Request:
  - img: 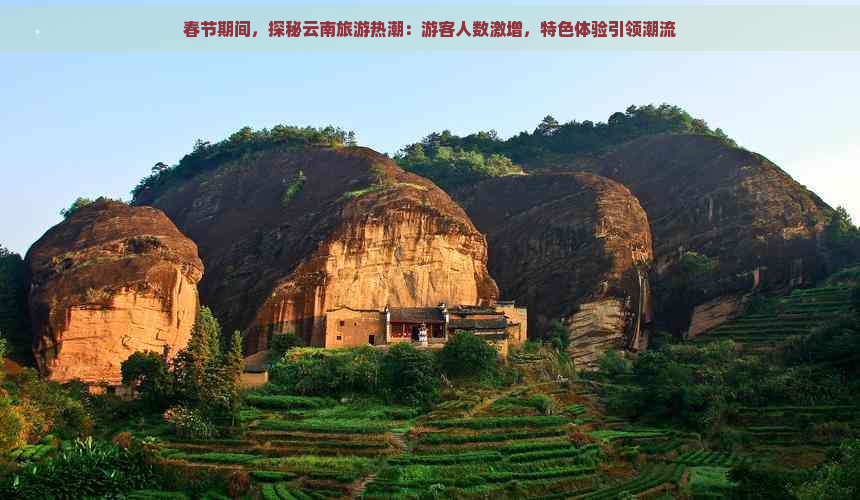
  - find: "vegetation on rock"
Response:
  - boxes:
[131,125,353,203]
[396,104,735,189]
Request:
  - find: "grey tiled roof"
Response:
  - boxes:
[449,317,508,330]
[389,307,445,323]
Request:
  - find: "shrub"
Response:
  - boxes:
[381,342,440,408]
[269,348,363,396]
[7,369,94,442]
[269,332,304,357]
[494,394,557,415]
[281,170,306,206]
[0,437,157,499]
[0,397,23,452]
[547,320,571,353]
[792,438,860,499]
[163,406,215,439]
[598,349,631,378]
[438,331,498,380]
[729,463,805,499]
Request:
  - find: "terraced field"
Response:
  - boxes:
[126,341,856,499]
[126,376,713,499]
[696,286,853,348]
[147,396,413,498]
[728,404,860,446]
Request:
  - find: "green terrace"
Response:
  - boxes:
[695,286,854,347]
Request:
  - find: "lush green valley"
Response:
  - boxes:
[2,272,859,498]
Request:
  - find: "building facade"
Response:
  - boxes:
[322,302,527,356]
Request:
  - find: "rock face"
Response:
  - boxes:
[136,147,498,349]
[26,200,203,384]
[454,172,653,368]
[533,134,833,335]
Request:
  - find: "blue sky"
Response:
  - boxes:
[1,7,859,255]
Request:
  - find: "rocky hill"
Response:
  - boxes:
[572,134,833,334]
[398,108,836,338]
[454,172,653,367]
[26,199,203,383]
[134,145,498,349]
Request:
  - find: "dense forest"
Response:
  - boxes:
[395,104,736,189]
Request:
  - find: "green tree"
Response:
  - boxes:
[535,115,560,136]
[438,331,499,380]
[547,320,570,352]
[824,206,860,272]
[60,197,94,218]
[120,351,173,410]
[381,342,440,408]
[0,246,29,360]
[173,306,222,405]
[219,331,245,426]
[346,131,358,146]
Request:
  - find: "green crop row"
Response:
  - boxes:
[588,429,669,442]
[268,438,389,450]
[430,415,569,430]
[507,445,598,463]
[581,464,685,500]
[261,483,333,500]
[417,428,567,445]
[252,454,375,481]
[126,491,189,500]
[250,471,298,482]
[170,451,259,464]
[388,451,503,466]
[244,394,335,410]
[366,465,596,493]
[255,418,388,434]
[675,450,742,467]
[688,466,735,499]
[497,440,572,455]
[566,404,587,416]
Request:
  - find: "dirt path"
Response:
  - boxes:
[349,473,377,499]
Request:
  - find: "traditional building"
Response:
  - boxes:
[321,301,527,356]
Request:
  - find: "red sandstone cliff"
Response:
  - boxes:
[136,146,498,349]
[455,172,653,367]
[26,199,203,384]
